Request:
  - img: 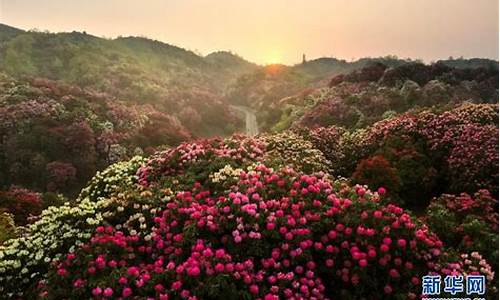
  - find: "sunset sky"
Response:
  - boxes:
[0,0,498,65]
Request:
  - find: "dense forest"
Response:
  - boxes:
[0,23,498,299]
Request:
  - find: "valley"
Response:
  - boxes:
[0,21,498,299]
[230,105,259,135]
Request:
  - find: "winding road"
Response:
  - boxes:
[230,105,259,136]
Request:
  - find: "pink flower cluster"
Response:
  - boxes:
[44,165,444,299]
[446,124,498,192]
[428,190,498,234]
[360,103,498,194]
[0,185,43,224]
[137,135,266,187]
[435,252,496,287]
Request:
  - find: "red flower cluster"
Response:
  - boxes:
[0,186,43,225]
[344,103,498,197]
[137,135,266,187]
[352,155,402,195]
[43,165,443,299]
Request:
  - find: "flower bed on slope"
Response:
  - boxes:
[0,131,495,299]
[43,165,443,299]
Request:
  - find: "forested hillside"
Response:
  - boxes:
[0,23,498,299]
[241,61,498,131]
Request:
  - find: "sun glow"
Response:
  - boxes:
[263,50,283,65]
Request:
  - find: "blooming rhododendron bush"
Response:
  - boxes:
[136,135,266,190]
[0,186,43,225]
[0,124,496,298]
[0,157,151,296]
[426,190,499,272]
[362,103,498,198]
[258,132,331,174]
[0,134,325,296]
[0,75,193,198]
[299,103,499,207]
[41,165,444,299]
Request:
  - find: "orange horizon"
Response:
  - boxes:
[0,0,498,65]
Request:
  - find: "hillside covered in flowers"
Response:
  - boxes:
[0,100,498,299]
[0,23,498,300]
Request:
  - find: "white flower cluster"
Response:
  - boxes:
[210,165,243,183]
[0,187,170,297]
[260,132,331,174]
[0,198,104,296]
[78,156,146,202]
[0,156,152,297]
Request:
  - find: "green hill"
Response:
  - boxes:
[0,24,497,137]
[0,23,24,41]
[0,24,260,137]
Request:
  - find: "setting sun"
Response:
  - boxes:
[0,0,498,298]
[263,49,284,65]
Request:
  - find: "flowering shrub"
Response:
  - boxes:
[378,140,438,206]
[78,156,146,202]
[433,251,497,297]
[295,126,348,174]
[421,80,450,106]
[0,198,102,296]
[137,135,266,189]
[0,76,194,196]
[426,190,498,272]
[305,103,498,204]
[0,186,43,225]
[361,113,419,148]
[416,104,498,153]
[446,125,498,192]
[299,97,363,129]
[448,252,495,282]
[0,155,152,297]
[259,132,331,174]
[39,164,444,299]
[0,184,173,297]
[45,161,77,192]
[451,102,499,125]
[352,155,401,195]
[416,106,498,194]
[0,99,65,127]
[400,80,421,103]
[0,212,16,244]
[333,129,372,176]
[107,144,129,164]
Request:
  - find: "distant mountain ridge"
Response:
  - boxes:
[0,23,497,137]
[0,23,257,139]
[1,24,496,74]
[0,24,258,91]
[0,23,24,41]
